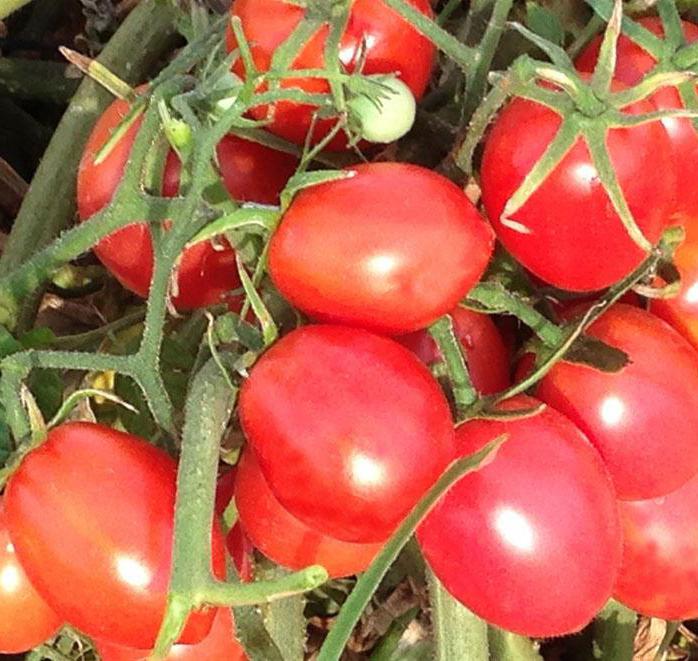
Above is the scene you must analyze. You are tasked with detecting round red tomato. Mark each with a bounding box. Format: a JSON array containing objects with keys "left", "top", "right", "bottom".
[
  {"left": 94, "top": 607, "right": 246, "bottom": 661},
  {"left": 234, "top": 450, "right": 382, "bottom": 577},
  {"left": 614, "top": 470, "right": 698, "bottom": 620},
  {"left": 531, "top": 304, "right": 698, "bottom": 500},
  {"left": 396, "top": 306, "right": 510, "bottom": 395},
  {"left": 480, "top": 85, "right": 673, "bottom": 292},
  {"left": 418, "top": 396, "right": 622, "bottom": 637},
  {"left": 0, "top": 499, "right": 62, "bottom": 653},
  {"left": 576, "top": 17, "right": 698, "bottom": 224},
  {"left": 77, "top": 91, "right": 297, "bottom": 310},
  {"left": 4, "top": 422, "right": 227, "bottom": 649},
  {"left": 226, "top": 0, "right": 435, "bottom": 150},
  {"left": 239, "top": 325, "right": 455, "bottom": 543},
  {"left": 269, "top": 163, "right": 494, "bottom": 335}
]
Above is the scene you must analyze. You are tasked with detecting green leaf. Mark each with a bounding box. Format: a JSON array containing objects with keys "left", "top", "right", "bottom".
[
  {"left": 28, "top": 369, "right": 63, "bottom": 420},
  {"left": 489, "top": 627, "right": 542, "bottom": 660},
  {"left": 280, "top": 170, "right": 354, "bottom": 209},
  {"left": 525, "top": 2, "right": 565, "bottom": 46},
  {"left": 0, "top": 408, "right": 11, "bottom": 466},
  {"left": 592, "top": 599, "right": 636, "bottom": 660}
]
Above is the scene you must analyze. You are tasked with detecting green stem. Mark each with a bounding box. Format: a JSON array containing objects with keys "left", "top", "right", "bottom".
[
  {"left": 0, "top": 0, "right": 32, "bottom": 19},
  {"left": 592, "top": 600, "right": 636, "bottom": 660},
  {"left": 428, "top": 568, "right": 489, "bottom": 661}
]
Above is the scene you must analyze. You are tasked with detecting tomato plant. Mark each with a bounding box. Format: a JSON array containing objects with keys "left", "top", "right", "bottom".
[
  {"left": 480, "top": 84, "right": 674, "bottom": 292},
  {"left": 418, "top": 396, "right": 622, "bottom": 637},
  {"left": 396, "top": 306, "right": 510, "bottom": 395},
  {"left": 269, "top": 163, "right": 494, "bottom": 335},
  {"left": 238, "top": 324, "right": 455, "bottom": 543},
  {"left": 94, "top": 607, "right": 246, "bottom": 661},
  {"left": 614, "top": 471, "right": 698, "bottom": 620},
  {"left": 0, "top": 499, "right": 62, "bottom": 654},
  {"left": 77, "top": 92, "right": 297, "bottom": 310},
  {"left": 4, "top": 423, "right": 227, "bottom": 649},
  {"left": 226, "top": 0, "right": 436, "bottom": 150},
  {"left": 234, "top": 450, "right": 382, "bottom": 578},
  {"left": 531, "top": 304, "right": 698, "bottom": 500}
]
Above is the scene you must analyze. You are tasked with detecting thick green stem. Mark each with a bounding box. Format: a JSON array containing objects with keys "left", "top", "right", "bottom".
[{"left": 592, "top": 600, "right": 636, "bottom": 660}]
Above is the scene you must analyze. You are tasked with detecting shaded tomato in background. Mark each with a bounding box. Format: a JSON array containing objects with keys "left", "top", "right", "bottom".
[
  {"left": 4, "top": 423, "right": 227, "bottom": 649},
  {"left": 226, "top": 0, "right": 435, "bottom": 150},
  {"left": 614, "top": 471, "right": 698, "bottom": 620},
  {"left": 480, "top": 82, "right": 673, "bottom": 292},
  {"left": 0, "top": 499, "right": 62, "bottom": 654},
  {"left": 396, "top": 306, "right": 510, "bottom": 395},
  {"left": 234, "top": 450, "right": 382, "bottom": 578},
  {"left": 239, "top": 325, "right": 455, "bottom": 543},
  {"left": 530, "top": 304, "right": 698, "bottom": 500},
  {"left": 77, "top": 91, "right": 297, "bottom": 310},
  {"left": 269, "top": 163, "right": 494, "bottom": 335},
  {"left": 418, "top": 396, "right": 622, "bottom": 638},
  {"left": 94, "top": 607, "right": 247, "bottom": 661}
]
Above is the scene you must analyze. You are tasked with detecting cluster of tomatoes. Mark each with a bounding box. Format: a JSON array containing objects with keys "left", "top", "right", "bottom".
[{"left": 4, "top": 0, "right": 698, "bottom": 657}]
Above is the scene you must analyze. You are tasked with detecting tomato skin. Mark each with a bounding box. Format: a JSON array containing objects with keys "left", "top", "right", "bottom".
[
  {"left": 269, "top": 163, "right": 494, "bottom": 335},
  {"left": 614, "top": 471, "right": 698, "bottom": 620},
  {"left": 234, "top": 450, "right": 382, "bottom": 577},
  {"left": 94, "top": 607, "right": 247, "bottom": 661},
  {"left": 0, "top": 500, "right": 62, "bottom": 653},
  {"left": 531, "top": 304, "right": 698, "bottom": 500},
  {"left": 396, "top": 306, "right": 510, "bottom": 395},
  {"left": 417, "top": 396, "right": 622, "bottom": 637},
  {"left": 4, "top": 423, "right": 227, "bottom": 649},
  {"left": 77, "top": 93, "right": 297, "bottom": 310},
  {"left": 226, "top": 0, "right": 435, "bottom": 150},
  {"left": 576, "top": 17, "right": 698, "bottom": 224},
  {"left": 239, "top": 325, "right": 456, "bottom": 543},
  {"left": 480, "top": 88, "right": 673, "bottom": 292}
]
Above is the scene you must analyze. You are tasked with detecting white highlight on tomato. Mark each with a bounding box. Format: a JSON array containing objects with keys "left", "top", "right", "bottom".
[
  {"left": 493, "top": 507, "right": 536, "bottom": 553},
  {"left": 600, "top": 395, "right": 626, "bottom": 427},
  {"left": 0, "top": 565, "right": 20, "bottom": 594},
  {"left": 350, "top": 451, "right": 386, "bottom": 490},
  {"left": 115, "top": 555, "right": 152, "bottom": 589}
]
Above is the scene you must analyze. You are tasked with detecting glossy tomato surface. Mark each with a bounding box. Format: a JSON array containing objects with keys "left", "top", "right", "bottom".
[
  {"left": 614, "top": 471, "right": 698, "bottom": 620},
  {"left": 418, "top": 396, "right": 622, "bottom": 637},
  {"left": 480, "top": 86, "right": 673, "bottom": 292},
  {"left": 94, "top": 607, "right": 246, "bottom": 661},
  {"left": 235, "top": 450, "right": 382, "bottom": 577},
  {"left": 532, "top": 304, "right": 698, "bottom": 500},
  {"left": 396, "top": 306, "right": 510, "bottom": 394},
  {"left": 576, "top": 17, "right": 698, "bottom": 224},
  {"left": 5, "top": 423, "right": 226, "bottom": 649},
  {"left": 77, "top": 93, "right": 297, "bottom": 309},
  {"left": 239, "top": 325, "right": 455, "bottom": 542},
  {"left": 0, "top": 500, "right": 62, "bottom": 653},
  {"left": 226, "top": 0, "right": 435, "bottom": 149},
  {"left": 269, "top": 163, "right": 494, "bottom": 334}
]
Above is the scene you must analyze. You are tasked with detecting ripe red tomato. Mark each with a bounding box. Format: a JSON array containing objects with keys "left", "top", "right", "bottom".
[
  {"left": 396, "top": 306, "right": 510, "bottom": 395},
  {"left": 234, "top": 450, "right": 382, "bottom": 577},
  {"left": 94, "top": 607, "right": 247, "bottom": 661},
  {"left": 4, "top": 423, "right": 227, "bottom": 649},
  {"left": 651, "top": 219, "right": 698, "bottom": 349},
  {"left": 0, "top": 499, "right": 62, "bottom": 653},
  {"left": 480, "top": 85, "right": 673, "bottom": 292},
  {"left": 269, "top": 163, "right": 494, "bottom": 335},
  {"left": 418, "top": 396, "right": 622, "bottom": 637},
  {"left": 226, "top": 0, "right": 435, "bottom": 150},
  {"left": 531, "top": 304, "right": 698, "bottom": 500},
  {"left": 77, "top": 92, "right": 297, "bottom": 309},
  {"left": 614, "top": 471, "right": 698, "bottom": 620},
  {"left": 576, "top": 17, "right": 698, "bottom": 224},
  {"left": 239, "top": 325, "right": 456, "bottom": 543}
]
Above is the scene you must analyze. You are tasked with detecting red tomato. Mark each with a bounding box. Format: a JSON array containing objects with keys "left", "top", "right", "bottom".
[
  {"left": 418, "top": 396, "right": 622, "bottom": 637},
  {"left": 0, "top": 499, "right": 62, "bottom": 653},
  {"left": 226, "top": 0, "right": 435, "bottom": 150},
  {"left": 234, "top": 450, "right": 382, "bottom": 577},
  {"left": 396, "top": 306, "right": 510, "bottom": 395},
  {"left": 239, "top": 325, "right": 455, "bottom": 543},
  {"left": 651, "top": 218, "right": 698, "bottom": 349},
  {"left": 480, "top": 84, "right": 673, "bottom": 292},
  {"left": 215, "top": 468, "right": 238, "bottom": 517},
  {"left": 77, "top": 92, "right": 297, "bottom": 309},
  {"left": 269, "top": 163, "right": 494, "bottom": 334},
  {"left": 94, "top": 607, "right": 247, "bottom": 661},
  {"left": 531, "top": 304, "right": 698, "bottom": 500},
  {"left": 4, "top": 423, "right": 226, "bottom": 649},
  {"left": 614, "top": 471, "right": 698, "bottom": 620},
  {"left": 576, "top": 17, "right": 698, "bottom": 224}
]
